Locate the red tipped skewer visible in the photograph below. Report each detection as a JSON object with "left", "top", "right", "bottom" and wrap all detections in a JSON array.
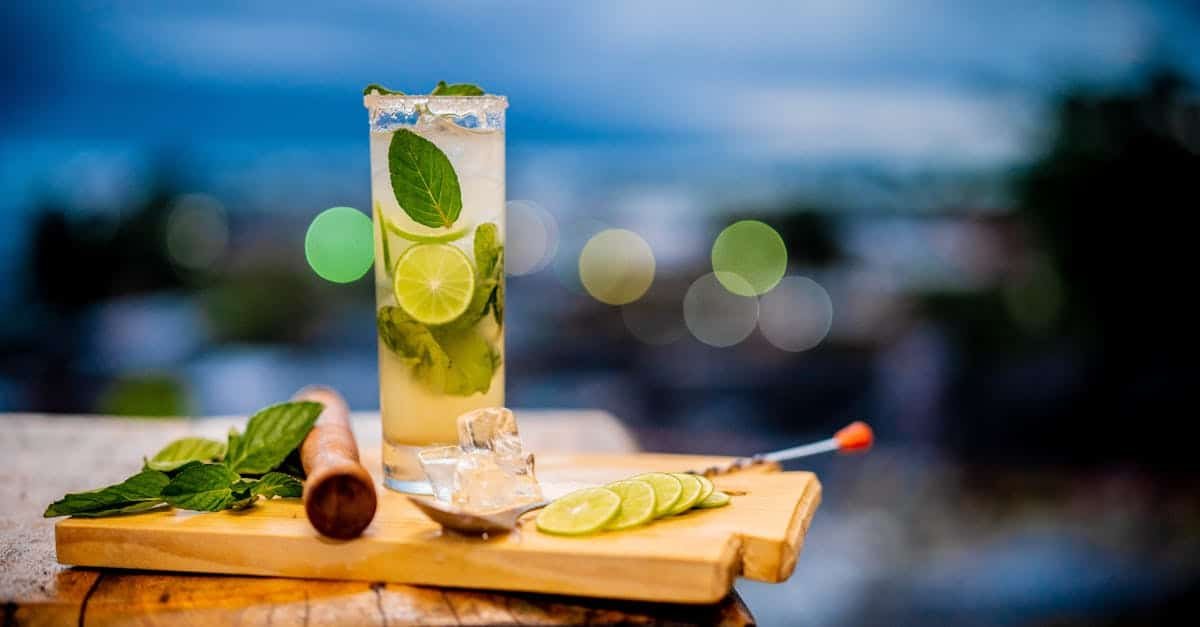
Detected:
[{"left": 695, "top": 421, "right": 874, "bottom": 476}]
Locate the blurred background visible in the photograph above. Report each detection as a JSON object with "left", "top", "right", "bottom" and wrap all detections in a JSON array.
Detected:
[{"left": 3, "top": 1, "right": 1199, "bottom": 624}]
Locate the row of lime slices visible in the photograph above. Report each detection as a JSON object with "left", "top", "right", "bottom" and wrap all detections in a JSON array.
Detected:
[{"left": 535, "top": 472, "right": 732, "bottom": 536}]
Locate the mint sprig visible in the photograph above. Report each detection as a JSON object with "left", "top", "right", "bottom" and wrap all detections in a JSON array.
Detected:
[{"left": 43, "top": 400, "right": 322, "bottom": 518}]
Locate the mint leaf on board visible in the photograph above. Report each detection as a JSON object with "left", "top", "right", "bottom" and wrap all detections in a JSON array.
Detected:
[
  {"left": 145, "top": 437, "right": 226, "bottom": 472},
  {"left": 431, "top": 81, "right": 485, "bottom": 96},
  {"left": 250, "top": 472, "right": 304, "bottom": 499},
  {"left": 388, "top": 129, "right": 463, "bottom": 229},
  {"left": 44, "top": 470, "right": 170, "bottom": 517},
  {"left": 363, "top": 83, "right": 405, "bottom": 96},
  {"left": 224, "top": 401, "right": 323, "bottom": 475},
  {"left": 69, "top": 500, "right": 169, "bottom": 518},
  {"left": 161, "top": 463, "right": 240, "bottom": 511}
]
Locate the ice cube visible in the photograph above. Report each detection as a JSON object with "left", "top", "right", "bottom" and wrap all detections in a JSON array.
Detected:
[
  {"left": 416, "top": 445, "right": 461, "bottom": 503},
  {"left": 450, "top": 407, "right": 543, "bottom": 511},
  {"left": 457, "top": 407, "right": 520, "bottom": 454},
  {"left": 452, "top": 450, "right": 542, "bottom": 511}
]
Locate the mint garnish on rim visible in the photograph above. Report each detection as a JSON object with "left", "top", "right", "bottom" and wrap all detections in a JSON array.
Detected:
[{"left": 431, "top": 81, "right": 484, "bottom": 96}]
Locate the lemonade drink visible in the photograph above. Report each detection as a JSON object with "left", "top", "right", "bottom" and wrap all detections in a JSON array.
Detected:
[{"left": 364, "top": 90, "right": 507, "bottom": 492}]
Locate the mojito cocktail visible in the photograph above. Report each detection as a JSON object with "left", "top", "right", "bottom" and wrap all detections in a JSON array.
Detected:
[{"left": 364, "top": 90, "right": 507, "bottom": 492}]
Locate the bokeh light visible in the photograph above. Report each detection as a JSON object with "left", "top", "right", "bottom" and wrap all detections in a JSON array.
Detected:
[
  {"left": 711, "top": 220, "right": 788, "bottom": 296},
  {"left": 683, "top": 272, "right": 759, "bottom": 347},
  {"left": 305, "top": 206, "right": 374, "bottom": 283},
  {"left": 578, "top": 229, "right": 656, "bottom": 305},
  {"left": 165, "top": 193, "right": 229, "bottom": 271},
  {"left": 758, "top": 276, "right": 834, "bottom": 352},
  {"left": 621, "top": 275, "right": 689, "bottom": 346},
  {"left": 505, "top": 200, "right": 559, "bottom": 276}
]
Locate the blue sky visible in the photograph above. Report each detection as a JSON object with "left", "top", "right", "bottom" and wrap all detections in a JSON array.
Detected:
[{"left": 7, "top": 1, "right": 1199, "bottom": 160}]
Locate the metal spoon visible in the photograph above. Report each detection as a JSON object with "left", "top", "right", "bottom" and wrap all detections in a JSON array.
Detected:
[{"left": 407, "top": 496, "right": 549, "bottom": 535}]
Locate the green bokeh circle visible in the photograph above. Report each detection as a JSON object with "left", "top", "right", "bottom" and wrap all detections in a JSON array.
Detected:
[
  {"left": 305, "top": 206, "right": 375, "bottom": 283},
  {"left": 710, "top": 220, "right": 787, "bottom": 296}
]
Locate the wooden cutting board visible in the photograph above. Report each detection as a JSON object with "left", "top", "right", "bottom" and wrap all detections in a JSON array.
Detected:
[{"left": 55, "top": 452, "right": 820, "bottom": 604}]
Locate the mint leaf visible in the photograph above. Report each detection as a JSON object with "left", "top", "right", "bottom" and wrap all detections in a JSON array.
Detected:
[
  {"left": 377, "top": 306, "right": 499, "bottom": 396},
  {"left": 69, "top": 501, "right": 168, "bottom": 518},
  {"left": 224, "top": 401, "right": 323, "bottom": 475},
  {"left": 388, "top": 129, "right": 463, "bottom": 229},
  {"left": 363, "top": 83, "right": 405, "bottom": 96},
  {"left": 431, "top": 81, "right": 485, "bottom": 96},
  {"left": 44, "top": 470, "right": 170, "bottom": 517},
  {"left": 436, "top": 327, "right": 501, "bottom": 395},
  {"left": 378, "top": 306, "right": 451, "bottom": 391},
  {"left": 145, "top": 437, "right": 226, "bottom": 472},
  {"left": 444, "top": 222, "right": 503, "bottom": 331},
  {"left": 474, "top": 222, "right": 501, "bottom": 278},
  {"left": 250, "top": 472, "right": 304, "bottom": 499},
  {"left": 162, "top": 463, "right": 240, "bottom": 511}
]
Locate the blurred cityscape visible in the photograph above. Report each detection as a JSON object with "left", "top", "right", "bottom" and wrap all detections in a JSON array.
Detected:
[{"left": 3, "top": 2, "right": 1199, "bottom": 625}]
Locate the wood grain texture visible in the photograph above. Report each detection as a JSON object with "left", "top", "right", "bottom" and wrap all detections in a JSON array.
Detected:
[
  {"left": 3, "top": 412, "right": 761, "bottom": 625},
  {"left": 55, "top": 453, "right": 819, "bottom": 603}
]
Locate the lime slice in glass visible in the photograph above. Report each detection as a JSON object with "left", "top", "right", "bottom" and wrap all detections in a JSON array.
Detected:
[
  {"left": 391, "top": 243, "right": 475, "bottom": 325},
  {"left": 665, "top": 473, "right": 704, "bottom": 515},
  {"left": 536, "top": 487, "right": 622, "bottom": 536},
  {"left": 603, "top": 480, "right": 657, "bottom": 531},
  {"left": 696, "top": 490, "right": 731, "bottom": 509},
  {"left": 629, "top": 472, "right": 683, "bottom": 518},
  {"left": 693, "top": 474, "right": 715, "bottom": 504}
]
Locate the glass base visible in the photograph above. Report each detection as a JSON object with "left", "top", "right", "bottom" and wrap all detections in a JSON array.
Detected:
[{"left": 382, "top": 440, "right": 435, "bottom": 494}]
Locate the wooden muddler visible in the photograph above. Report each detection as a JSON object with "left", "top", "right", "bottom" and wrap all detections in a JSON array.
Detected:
[{"left": 294, "top": 385, "right": 377, "bottom": 539}]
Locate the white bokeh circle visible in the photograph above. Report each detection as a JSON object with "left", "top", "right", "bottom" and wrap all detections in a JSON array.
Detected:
[
  {"left": 683, "top": 272, "right": 759, "bottom": 347},
  {"left": 758, "top": 276, "right": 833, "bottom": 351}
]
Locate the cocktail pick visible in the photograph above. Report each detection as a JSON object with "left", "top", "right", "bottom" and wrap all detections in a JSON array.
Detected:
[{"left": 692, "top": 421, "right": 874, "bottom": 477}]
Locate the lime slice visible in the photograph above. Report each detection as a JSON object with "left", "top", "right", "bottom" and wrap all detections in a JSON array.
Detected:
[
  {"left": 603, "top": 480, "right": 657, "bottom": 531},
  {"left": 391, "top": 244, "right": 475, "bottom": 325},
  {"left": 536, "top": 487, "right": 622, "bottom": 536},
  {"left": 665, "top": 473, "right": 704, "bottom": 515},
  {"left": 629, "top": 473, "right": 682, "bottom": 518},
  {"left": 696, "top": 490, "right": 731, "bottom": 509},
  {"left": 693, "top": 474, "right": 715, "bottom": 504}
]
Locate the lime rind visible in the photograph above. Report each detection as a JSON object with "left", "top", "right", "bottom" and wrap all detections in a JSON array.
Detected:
[
  {"left": 693, "top": 474, "right": 715, "bottom": 503},
  {"left": 603, "top": 480, "right": 657, "bottom": 531},
  {"left": 629, "top": 472, "right": 683, "bottom": 518},
  {"left": 696, "top": 490, "right": 731, "bottom": 509},
  {"left": 535, "top": 487, "right": 621, "bottom": 536},
  {"left": 666, "top": 473, "right": 704, "bottom": 515}
]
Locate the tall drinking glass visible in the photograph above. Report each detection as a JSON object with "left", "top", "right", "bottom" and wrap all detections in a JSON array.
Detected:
[{"left": 364, "top": 93, "right": 507, "bottom": 492}]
